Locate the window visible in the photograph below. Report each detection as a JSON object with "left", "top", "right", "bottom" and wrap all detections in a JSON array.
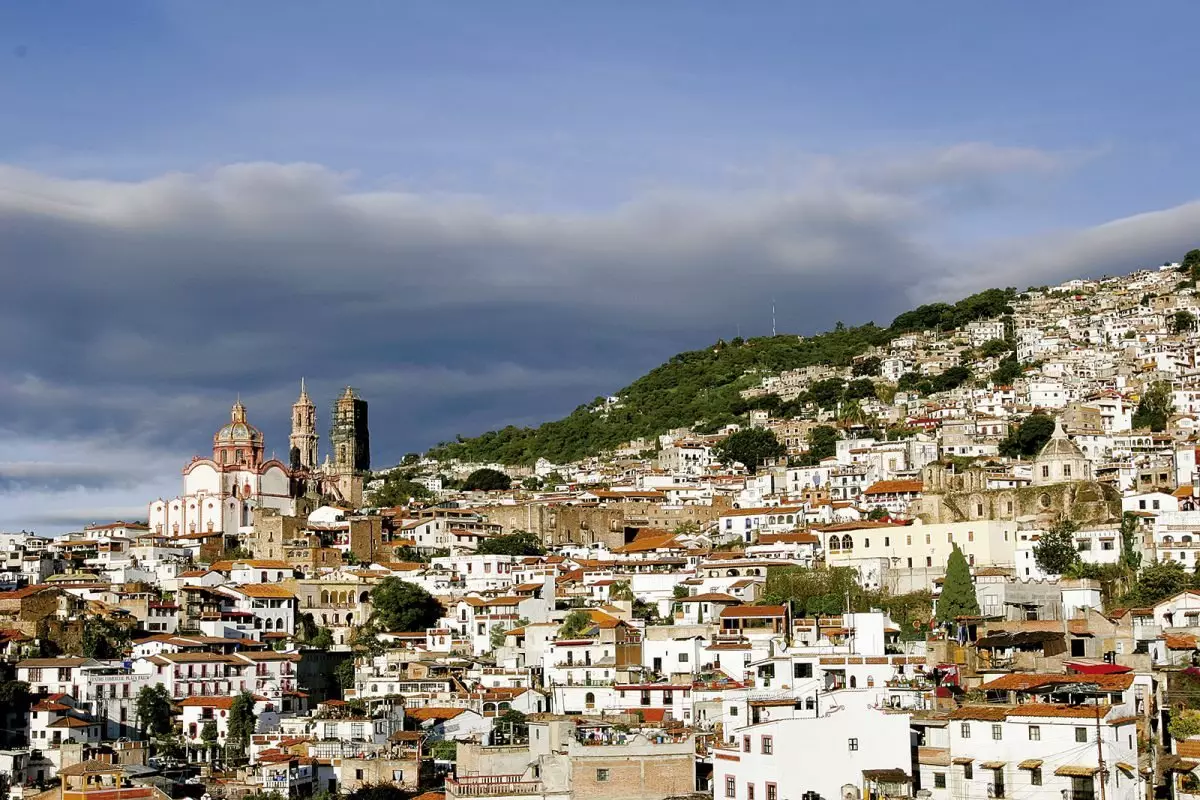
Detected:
[
  {"left": 963, "top": 763, "right": 973, "bottom": 780},
  {"left": 747, "top": 785, "right": 755, "bottom": 800},
  {"left": 726, "top": 776, "right": 736, "bottom": 798},
  {"left": 1042, "top": 465, "right": 1050, "bottom": 478},
  {"left": 933, "top": 774, "right": 946, "bottom": 789},
  {"left": 1030, "top": 768, "right": 1042, "bottom": 786},
  {"left": 355, "top": 770, "right": 364, "bottom": 780},
  {"left": 766, "top": 784, "right": 777, "bottom": 800},
  {"left": 1075, "top": 727, "right": 1088, "bottom": 743},
  {"left": 1028, "top": 725, "right": 1040, "bottom": 741},
  {"left": 848, "top": 738, "right": 859, "bottom": 751},
  {"left": 794, "top": 663, "right": 813, "bottom": 679},
  {"left": 597, "top": 769, "right": 610, "bottom": 782},
  {"left": 991, "top": 724, "right": 1002, "bottom": 740},
  {"left": 1102, "top": 540, "right": 1114, "bottom": 551},
  {"left": 1139, "top": 499, "right": 1147, "bottom": 510},
  {"left": 679, "top": 653, "right": 689, "bottom": 663},
  {"left": 926, "top": 557, "right": 933, "bottom": 567},
  {"left": 1064, "top": 465, "right": 1072, "bottom": 478},
  {"left": 961, "top": 723, "right": 971, "bottom": 738},
  {"left": 743, "top": 735, "right": 751, "bottom": 752},
  {"left": 762, "top": 736, "right": 773, "bottom": 755}
]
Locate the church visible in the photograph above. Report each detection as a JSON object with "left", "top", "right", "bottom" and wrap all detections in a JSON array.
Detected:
[{"left": 147, "top": 383, "right": 370, "bottom": 538}]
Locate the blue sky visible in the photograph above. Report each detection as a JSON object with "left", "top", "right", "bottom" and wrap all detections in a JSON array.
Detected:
[{"left": 1, "top": 2, "right": 1200, "bottom": 530}]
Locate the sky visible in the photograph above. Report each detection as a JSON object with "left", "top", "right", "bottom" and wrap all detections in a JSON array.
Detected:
[{"left": 3, "top": 2, "right": 1200, "bottom": 532}]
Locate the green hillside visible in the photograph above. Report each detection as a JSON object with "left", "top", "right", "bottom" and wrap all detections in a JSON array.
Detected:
[{"left": 428, "top": 288, "right": 1016, "bottom": 466}]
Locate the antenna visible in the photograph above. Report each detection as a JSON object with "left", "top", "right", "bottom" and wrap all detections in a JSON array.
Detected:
[{"left": 772, "top": 298, "right": 777, "bottom": 337}]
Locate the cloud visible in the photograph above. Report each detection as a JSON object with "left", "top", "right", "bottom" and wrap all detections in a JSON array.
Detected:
[{"left": 0, "top": 143, "right": 1194, "bottom": 530}]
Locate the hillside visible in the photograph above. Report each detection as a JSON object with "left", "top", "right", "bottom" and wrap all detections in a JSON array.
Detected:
[{"left": 427, "top": 288, "right": 1017, "bottom": 465}]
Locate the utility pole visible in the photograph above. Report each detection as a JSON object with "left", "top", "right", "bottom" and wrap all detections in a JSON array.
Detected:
[{"left": 1095, "top": 697, "right": 1108, "bottom": 800}]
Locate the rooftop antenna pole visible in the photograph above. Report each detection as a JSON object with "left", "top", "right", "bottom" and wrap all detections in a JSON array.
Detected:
[{"left": 772, "top": 298, "right": 777, "bottom": 337}]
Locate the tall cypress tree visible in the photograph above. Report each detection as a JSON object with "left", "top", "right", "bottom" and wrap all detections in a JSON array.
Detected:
[{"left": 936, "top": 544, "right": 980, "bottom": 624}]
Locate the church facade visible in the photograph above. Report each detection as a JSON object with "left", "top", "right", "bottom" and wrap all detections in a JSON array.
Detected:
[{"left": 147, "top": 384, "right": 371, "bottom": 538}]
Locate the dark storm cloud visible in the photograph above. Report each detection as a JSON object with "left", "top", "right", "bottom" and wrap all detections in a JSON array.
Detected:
[{"left": 1, "top": 144, "right": 1194, "bottom": 483}]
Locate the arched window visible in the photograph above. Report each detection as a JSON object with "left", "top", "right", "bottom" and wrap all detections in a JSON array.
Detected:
[
  {"left": 828, "top": 537, "right": 840, "bottom": 551},
  {"left": 585, "top": 693, "right": 595, "bottom": 707},
  {"left": 841, "top": 534, "right": 854, "bottom": 550},
  {"left": 359, "top": 591, "right": 370, "bottom": 603},
  {"left": 867, "top": 676, "right": 874, "bottom": 688},
  {"left": 1184, "top": 536, "right": 1193, "bottom": 545},
  {"left": 321, "top": 590, "right": 329, "bottom": 604},
  {"left": 849, "top": 675, "right": 857, "bottom": 688},
  {"left": 787, "top": 515, "right": 794, "bottom": 524},
  {"left": 805, "top": 697, "right": 815, "bottom": 710}
]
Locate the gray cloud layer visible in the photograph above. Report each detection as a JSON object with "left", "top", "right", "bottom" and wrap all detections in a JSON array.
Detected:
[{"left": 1, "top": 144, "right": 1198, "bottom": 529}]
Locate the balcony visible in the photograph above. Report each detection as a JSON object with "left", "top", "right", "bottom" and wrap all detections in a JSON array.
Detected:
[{"left": 445, "top": 776, "right": 544, "bottom": 798}]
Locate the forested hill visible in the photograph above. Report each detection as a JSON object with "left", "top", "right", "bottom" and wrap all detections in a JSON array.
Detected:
[{"left": 427, "top": 288, "right": 1016, "bottom": 466}]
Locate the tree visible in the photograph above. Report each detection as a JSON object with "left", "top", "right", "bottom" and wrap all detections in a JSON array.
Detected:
[
  {"left": 370, "top": 578, "right": 445, "bottom": 632},
  {"left": 521, "top": 476, "right": 542, "bottom": 491},
  {"left": 346, "top": 785, "right": 416, "bottom": 800},
  {"left": 609, "top": 581, "right": 635, "bottom": 602},
  {"left": 1126, "top": 560, "right": 1190, "bottom": 606},
  {"left": 225, "top": 691, "right": 256, "bottom": 764},
  {"left": 1185, "top": 248, "right": 1200, "bottom": 281},
  {"left": 1173, "top": 310, "right": 1197, "bottom": 334},
  {"left": 309, "top": 628, "right": 334, "bottom": 650},
  {"left": 1120, "top": 512, "right": 1143, "bottom": 573},
  {"left": 807, "top": 425, "right": 839, "bottom": 462},
  {"left": 200, "top": 720, "right": 219, "bottom": 761},
  {"left": 334, "top": 659, "right": 356, "bottom": 692},
  {"left": 558, "top": 610, "right": 593, "bottom": 639},
  {"left": 979, "top": 339, "right": 1012, "bottom": 358},
  {"left": 493, "top": 709, "right": 529, "bottom": 745},
  {"left": 463, "top": 468, "right": 512, "bottom": 491},
  {"left": 852, "top": 356, "right": 882, "bottom": 377},
  {"left": 867, "top": 507, "right": 890, "bottom": 521},
  {"left": 935, "top": 545, "right": 980, "bottom": 624},
  {"left": 136, "top": 684, "right": 174, "bottom": 739},
  {"left": 490, "top": 617, "right": 530, "bottom": 650},
  {"left": 371, "top": 476, "right": 433, "bottom": 507},
  {"left": 999, "top": 412, "right": 1056, "bottom": 458},
  {"left": 477, "top": 531, "right": 545, "bottom": 557},
  {"left": 713, "top": 428, "right": 785, "bottom": 474},
  {"left": 990, "top": 356, "right": 1023, "bottom": 386},
  {"left": 544, "top": 470, "right": 566, "bottom": 486},
  {"left": 1033, "top": 519, "right": 1081, "bottom": 576},
  {"left": 1133, "top": 380, "right": 1173, "bottom": 432}
]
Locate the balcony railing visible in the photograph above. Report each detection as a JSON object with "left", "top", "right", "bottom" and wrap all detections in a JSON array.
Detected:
[{"left": 446, "top": 776, "right": 544, "bottom": 798}]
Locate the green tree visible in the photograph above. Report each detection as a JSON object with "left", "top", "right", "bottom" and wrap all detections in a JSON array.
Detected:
[
  {"left": 1133, "top": 381, "right": 1173, "bottom": 432},
  {"left": 867, "top": 507, "right": 890, "bottom": 521},
  {"left": 200, "top": 720, "right": 219, "bottom": 761},
  {"left": 1126, "top": 560, "right": 1191, "bottom": 606},
  {"left": 334, "top": 659, "right": 356, "bottom": 692},
  {"left": 463, "top": 468, "right": 512, "bottom": 491},
  {"left": 1120, "top": 512, "right": 1143, "bottom": 572},
  {"left": 1185, "top": 248, "right": 1200, "bottom": 281},
  {"left": 807, "top": 425, "right": 839, "bottom": 462},
  {"left": 489, "top": 617, "right": 530, "bottom": 650},
  {"left": 1033, "top": 519, "right": 1081, "bottom": 576},
  {"left": 346, "top": 785, "right": 415, "bottom": 800},
  {"left": 935, "top": 545, "right": 980, "bottom": 624},
  {"left": 308, "top": 627, "right": 335, "bottom": 650},
  {"left": 135, "top": 684, "right": 174, "bottom": 739},
  {"left": 609, "top": 581, "right": 635, "bottom": 602},
  {"left": 225, "top": 691, "right": 256, "bottom": 764},
  {"left": 713, "top": 428, "right": 785, "bottom": 474},
  {"left": 370, "top": 578, "right": 445, "bottom": 632},
  {"left": 371, "top": 476, "right": 433, "bottom": 507},
  {"left": 1172, "top": 310, "right": 1197, "bottom": 334},
  {"left": 558, "top": 610, "right": 593, "bottom": 639},
  {"left": 493, "top": 709, "right": 529, "bottom": 745},
  {"left": 544, "top": 470, "right": 566, "bottom": 486},
  {"left": 999, "top": 412, "right": 1056, "bottom": 458},
  {"left": 852, "top": 356, "right": 882, "bottom": 377},
  {"left": 521, "top": 476, "right": 542, "bottom": 491},
  {"left": 990, "top": 356, "right": 1023, "bottom": 386},
  {"left": 477, "top": 531, "right": 546, "bottom": 556},
  {"left": 979, "top": 339, "right": 1012, "bottom": 358}
]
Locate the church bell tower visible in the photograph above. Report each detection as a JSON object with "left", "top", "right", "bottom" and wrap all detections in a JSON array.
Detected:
[{"left": 289, "top": 379, "right": 318, "bottom": 471}]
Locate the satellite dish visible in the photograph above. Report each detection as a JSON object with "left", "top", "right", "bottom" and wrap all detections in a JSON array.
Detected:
[{"left": 842, "top": 785, "right": 860, "bottom": 800}]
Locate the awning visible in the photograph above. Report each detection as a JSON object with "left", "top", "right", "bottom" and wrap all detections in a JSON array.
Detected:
[
  {"left": 1018, "top": 760, "right": 1044, "bottom": 770},
  {"left": 952, "top": 758, "right": 975, "bottom": 765},
  {"left": 980, "top": 761, "right": 1006, "bottom": 770},
  {"left": 1055, "top": 765, "right": 1100, "bottom": 777},
  {"left": 1115, "top": 763, "right": 1136, "bottom": 776}
]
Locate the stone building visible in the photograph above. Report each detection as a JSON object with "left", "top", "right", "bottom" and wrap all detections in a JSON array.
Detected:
[
  {"left": 916, "top": 423, "right": 1119, "bottom": 526},
  {"left": 476, "top": 501, "right": 722, "bottom": 548}
]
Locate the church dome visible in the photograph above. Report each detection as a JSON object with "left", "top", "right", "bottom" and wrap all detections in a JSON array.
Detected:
[
  {"left": 213, "top": 400, "right": 264, "bottom": 445},
  {"left": 1036, "top": 419, "right": 1085, "bottom": 461}
]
